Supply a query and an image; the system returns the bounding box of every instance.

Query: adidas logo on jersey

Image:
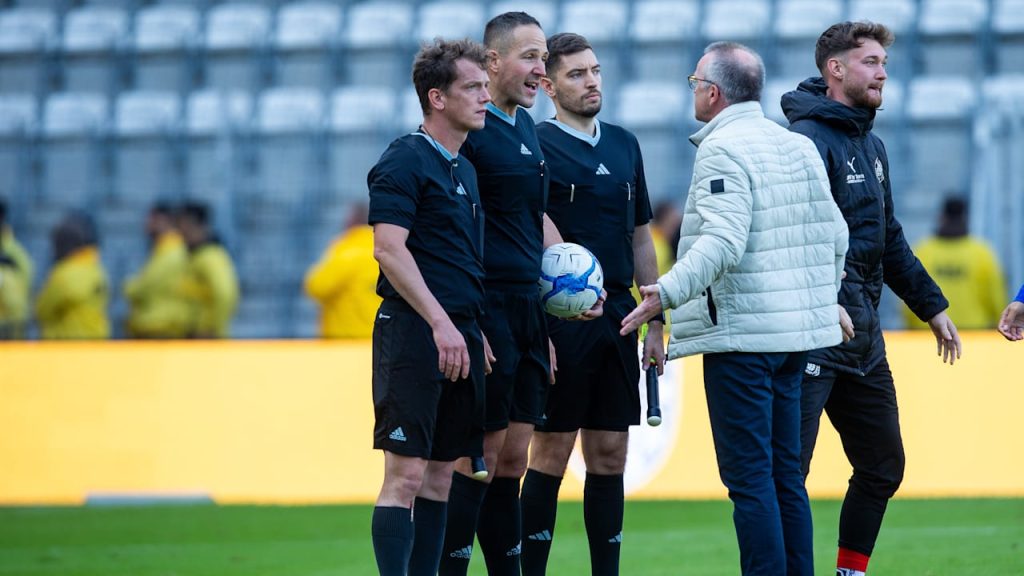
[520,143,533,155]
[388,427,407,442]
[449,545,473,559]
[608,532,623,543]
[527,530,553,541]
[595,163,611,175]
[506,542,522,557]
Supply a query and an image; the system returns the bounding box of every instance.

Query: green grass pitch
[1,499,1022,575]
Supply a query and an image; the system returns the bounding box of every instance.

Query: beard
[845,83,883,109]
[559,92,602,118]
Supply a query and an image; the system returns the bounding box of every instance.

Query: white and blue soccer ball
[538,242,604,318]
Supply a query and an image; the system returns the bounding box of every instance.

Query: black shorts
[372,299,486,461]
[480,289,550,430]
[539,292,640,433]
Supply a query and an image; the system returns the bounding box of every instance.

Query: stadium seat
[629,0,700,83]
[0,95,37,202]
[343,2,414,87]
[561,1,627,90]
[38,92,107,218]
[761,77,803,125]
[111,91,180,207]
[252,87,325,211]
[329,86,396,202]
[273,1,343,90]
[848,0,916,78]
[981,74,1024,106]
[616,83,691,205]
[993,0,1024,74]
[905,76,977,217]
[202,3,271,92]
[132,5,200,92]
[184,90,253,204]
[489,1,557,30]
[773,0,843,78]
[917,0,989,78]
[702,0,770,43]
[0,8,58,95]
[61,6,129,94]
[398,88,422,131]
[415,1,485,43]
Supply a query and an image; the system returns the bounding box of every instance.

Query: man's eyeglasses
[687,75,716,91]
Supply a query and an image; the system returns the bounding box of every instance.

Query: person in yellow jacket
[124,202,191,338]
[903,197,1007,330]
[35,212,110,339]
[178,202,239,338]
[0,200,35,339]
[304,203,381,338]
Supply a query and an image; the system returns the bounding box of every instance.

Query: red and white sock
[836,547,870,575]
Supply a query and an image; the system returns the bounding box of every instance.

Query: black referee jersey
[537,118,653,295]
[462,103,549,289]
[367,130,486,317]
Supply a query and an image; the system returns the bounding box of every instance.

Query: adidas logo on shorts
[506,542,521,557]
[389,427,407,442]
[449,545,473,559]
[527,530,552,541]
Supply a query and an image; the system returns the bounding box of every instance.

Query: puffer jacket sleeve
[876,146,949,321]
[658,144,752,309]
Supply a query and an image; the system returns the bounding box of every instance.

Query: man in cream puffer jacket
[622,42,849,576]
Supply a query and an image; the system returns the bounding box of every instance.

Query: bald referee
[440,11,597,576]
[368,38,492,576]
[522,33,665,576]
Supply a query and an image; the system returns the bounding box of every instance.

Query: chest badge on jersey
[595,163,611,175]
[874,157,885,183]
[520,143,533,155]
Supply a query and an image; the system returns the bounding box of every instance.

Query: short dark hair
[484,11,541,53]
[703,41,764,104]
[546,32,592,77]
[413,38,487,114]
[179,201,210,227]
[815,21,895,75]
[151,200,176,218]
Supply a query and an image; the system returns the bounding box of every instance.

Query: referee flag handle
[470,456,488,480]
[645,362,662,427]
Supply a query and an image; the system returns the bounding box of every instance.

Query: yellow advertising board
[0,332,1021,505]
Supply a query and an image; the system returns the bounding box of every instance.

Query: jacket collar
[689,101,765,147]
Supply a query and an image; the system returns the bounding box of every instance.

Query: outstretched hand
[927,310,962,365]
[621,284,663,335]
[997,301,1024,341]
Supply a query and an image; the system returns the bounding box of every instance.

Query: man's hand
[571,289,606,321]
[620,284,663,335]
[927,310,962,365]
[998,301,1024,341]
[482,333,496,375]
[548,338,558,384]
[432,317,470,381]
[838,305,855,343]
[644,321,666,376]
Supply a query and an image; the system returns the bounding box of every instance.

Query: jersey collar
[412,130,458,161]
[543,117,602,147]
[486,102,518,126]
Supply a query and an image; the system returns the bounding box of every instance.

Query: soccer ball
[538,242,604,318]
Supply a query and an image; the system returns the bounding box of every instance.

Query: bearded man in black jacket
[781,21,963,576]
